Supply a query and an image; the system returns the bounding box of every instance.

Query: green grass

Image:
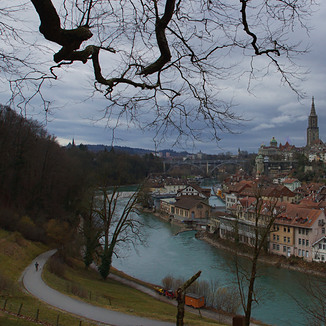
[0,229,96,326]
[0,228,224,325]
[43,257,223,326]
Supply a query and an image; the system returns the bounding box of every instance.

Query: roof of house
[174,197,209,210]
[275,203,324,228]
[177,184,211,198]
[283,178,300,184]
[312,236,326,247]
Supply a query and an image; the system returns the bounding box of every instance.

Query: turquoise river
[112,194,318,326]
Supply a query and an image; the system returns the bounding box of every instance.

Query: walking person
[35,261,39,271]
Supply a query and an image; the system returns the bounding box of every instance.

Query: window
[306,240,309,246]
[288,227,290,233]
[302,239,305,246]
[323,244,326,250]
[322,228,325,234]
[277,235,279,241]
[284,236,287,243]
[299,238,301,245]
[284,227,286,232]
[322,255,325,261]
[277,244,280,251]
[283,246,287,252]
[299,229,301,234]
[273,234,276,240]
[306,251,309,258]
[302,250,305,257]
[288,237,290,243]
[306,229,309,235]
[298,249,301,256]
[319,244,322,249]
[273,243,276,249]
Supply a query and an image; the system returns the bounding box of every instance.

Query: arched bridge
[163,159,244,175]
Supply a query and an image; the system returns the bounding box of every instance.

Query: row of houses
[149,178,326,262]
[148,176,326,263]
[214,179,326,263]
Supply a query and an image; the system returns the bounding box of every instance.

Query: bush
[0,272,15,293]
[17,215,43,242]
[214,286,241,314]
[67,282,88,299]
[162,275,174,290]
[0,208,19,231]
[47,254,66,279]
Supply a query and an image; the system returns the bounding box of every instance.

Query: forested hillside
[0,105,162,245]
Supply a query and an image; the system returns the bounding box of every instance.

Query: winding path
[22,249,174,326]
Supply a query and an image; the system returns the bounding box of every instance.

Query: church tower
[307,97,319,147]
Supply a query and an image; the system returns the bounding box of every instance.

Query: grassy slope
[43,256,222,326]
[0,229,96,326]
[0,229,223,325]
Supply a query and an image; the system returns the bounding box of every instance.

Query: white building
[312,236,326,263]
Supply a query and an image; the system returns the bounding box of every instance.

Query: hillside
[0,229,223,326]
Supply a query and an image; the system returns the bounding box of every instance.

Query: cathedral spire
[310,96,316,116]
[307,96,319,147]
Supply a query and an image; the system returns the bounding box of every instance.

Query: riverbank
[197,231,326,278]
[145,207,326,277]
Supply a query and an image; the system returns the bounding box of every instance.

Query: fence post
[17,303,23,315]
[79,321,82,326]
[232,315,245,326]
[56,314,60,326]
[36,308,39,321]
[3,298,7,310]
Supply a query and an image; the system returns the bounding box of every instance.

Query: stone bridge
[163,159,244,176]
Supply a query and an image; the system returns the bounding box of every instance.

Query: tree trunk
[176,271,201,326]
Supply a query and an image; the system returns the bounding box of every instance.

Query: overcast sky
[1,1,326,155]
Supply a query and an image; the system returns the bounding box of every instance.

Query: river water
[112,194,315,326]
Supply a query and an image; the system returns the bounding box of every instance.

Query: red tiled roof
[283,178,299,184]
[275,203,323,228]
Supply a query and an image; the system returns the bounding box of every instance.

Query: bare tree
[232,187,280,326]
[295,276,326,326]
[95,186,142,279]
[0,0,314,144]
[79,190,102,269]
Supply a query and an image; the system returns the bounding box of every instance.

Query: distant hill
[69,143,189,157]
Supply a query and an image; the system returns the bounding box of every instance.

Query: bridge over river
[163,158,244,175]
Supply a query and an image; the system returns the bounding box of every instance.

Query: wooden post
[233,315,245,326]
[17,303,23,315]
[56,314,60,326]
[3,298,7,310]
[36,308,39,321]
[176,270,201,326]
[79,321,82,326]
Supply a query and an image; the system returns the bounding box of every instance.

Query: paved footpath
[22,249,174,326]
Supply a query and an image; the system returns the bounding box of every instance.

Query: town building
[158,183,212,222]
[269,203,326,261]
[214,178,326,262]
[312,236,326,262]
[176,184,211,201]
[255,97,326,177]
